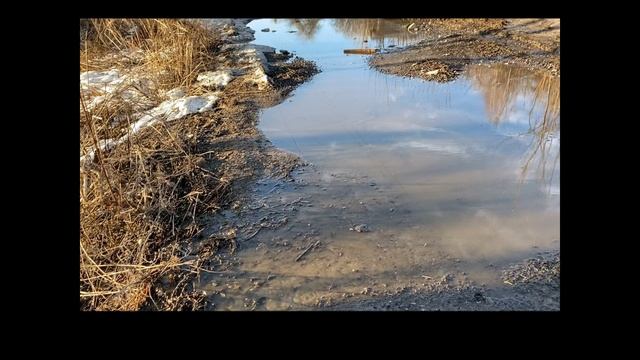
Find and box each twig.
[295,240,320,262]
[194,268,243,275]
[243,227,263,242]
[195,165,221,180]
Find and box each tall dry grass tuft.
[81,19,221,89]
[80,19,227,311]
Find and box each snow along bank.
[81,91,220,163]
[81,18,280,164]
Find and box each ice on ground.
[80,69,156,112]
[133,93,220,132]
[208,19,254,42]
[80,70,125,93]
[81,92,221,163]
[209,20,276,90]
[166,88,186,100]
[197,70,234,88]
[81,18,278,163]
[237,44,271,69]
[250,44,276,54]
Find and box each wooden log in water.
[343,48,378,55]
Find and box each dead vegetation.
[80,19,222,87]
[80,19,319,311]
[80,19,231,311]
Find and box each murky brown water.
[198,19,559,310]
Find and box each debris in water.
[343,48,377,55]
[350,224,370,233]
[261,28,270,32]
[295,240,320,262]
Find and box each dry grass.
[80,19,229,311]
[80,19,221,88]
[80,116,232,310]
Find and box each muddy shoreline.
[80,18,319,310]
[369,19,559,82]
[191,19,560,311]
[325,251,559,311]
[80,18,559,311]
[148,20,323,309]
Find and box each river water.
[200,19,559,310]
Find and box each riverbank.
[370,18,559,82]
[80,19,317,310]
[80,18,559,311]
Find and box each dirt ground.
[325,251,559,311]
[145,53,320,310]
[370,18,559,82]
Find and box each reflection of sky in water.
[251,19,558,193]
[257,67,534,168]
[251,19,559,240]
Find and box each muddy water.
[200,19,559,310]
